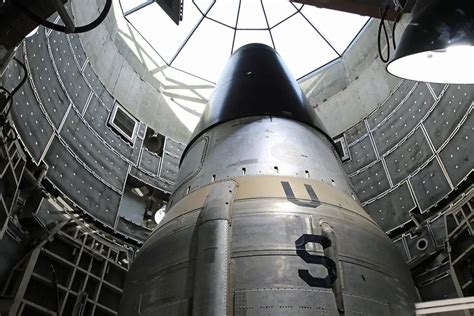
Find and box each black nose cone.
[188,43,329,148]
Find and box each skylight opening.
[119,0,370,83]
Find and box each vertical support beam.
[192,181,236,316]
[8,247,41,315]
[4,219,69,314]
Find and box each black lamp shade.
[387,0,474,84]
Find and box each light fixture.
[131,186,150,197]
[154,206,166,225]
[131,187,144,197]
[387,0,474,84]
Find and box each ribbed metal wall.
[1,26,185,243]
[339,79,473,300]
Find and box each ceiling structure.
[293,0,416,20]
[119,0,370,82]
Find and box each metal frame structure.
[118,0,370,83]
[0,127,26,240]
[2,222,131,316]
[444,189,474,299]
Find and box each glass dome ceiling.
[119,0,370,83]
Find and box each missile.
[120,43,416,315]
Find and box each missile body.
[120,44,416,315]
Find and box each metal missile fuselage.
[119,44,417,315]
